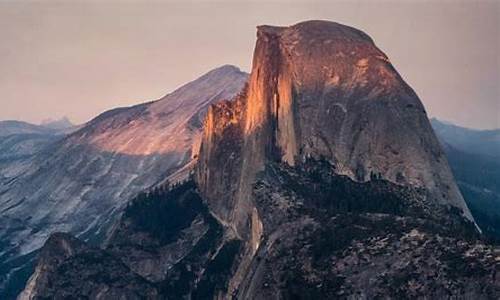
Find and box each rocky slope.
[19,21,498,299]
[235,161,498,299]
[0,133,60,162]
[0,65,247,298]
[18,233,159,300]
[20,164,499,299]
[18,181,225,299]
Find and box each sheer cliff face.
[196,21,473,240]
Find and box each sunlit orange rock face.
[70,66,247,157]
[196,20,473,241]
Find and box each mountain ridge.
[431,118,500,159]
[0,120,59,137]
[431,118,500,240]
[0,65,248,298]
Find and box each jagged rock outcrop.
[18,181,235,300]
[18,233,159,300]
[0,65,247,298]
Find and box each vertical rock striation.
[196,20,474,248]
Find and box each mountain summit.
[196,20,473,241]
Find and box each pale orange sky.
[0,0,498,129]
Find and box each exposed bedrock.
[195,22,475,287]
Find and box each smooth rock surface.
[0,65,247,298]
[197,20,474,241]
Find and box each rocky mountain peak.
[204,64,246,76]
[37,232,82,260]
[196,20,474,242]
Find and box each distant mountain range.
[0,120,69,137]
[0,118,78,162]
[431,118,500,159]
[40,117,76,132]
[431,118,500,240]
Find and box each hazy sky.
[0,0,498,129]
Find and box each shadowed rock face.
[18,181,231,300]
[17,233,160,300]
[196,20,473,242]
